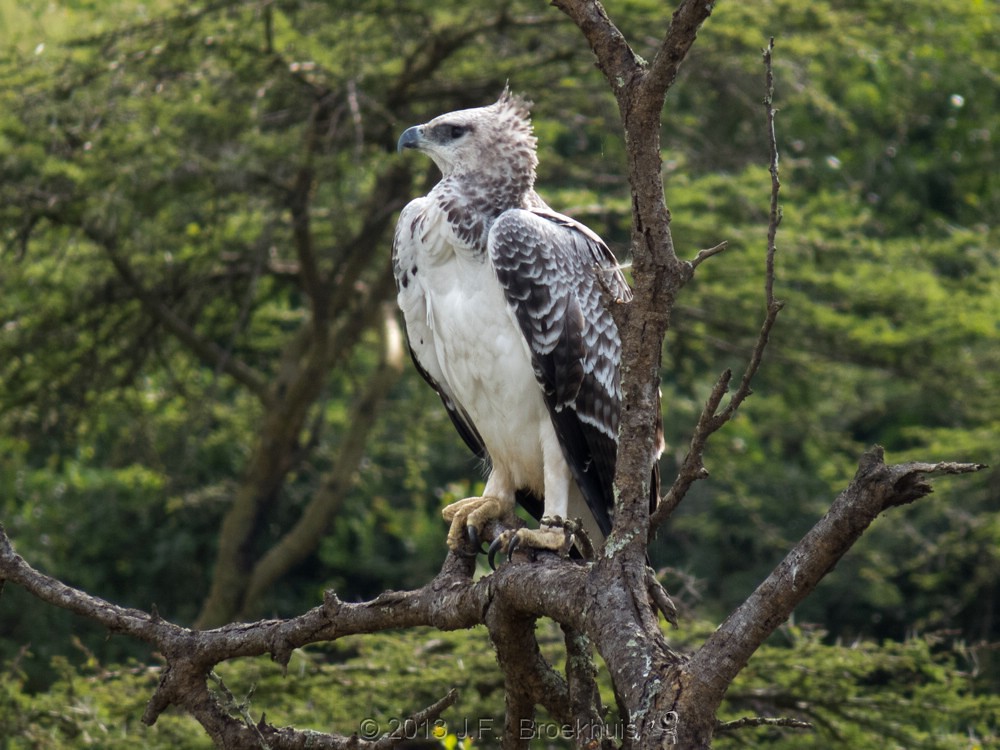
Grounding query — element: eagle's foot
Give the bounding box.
[487,516,589,569]
[442,495,516,553]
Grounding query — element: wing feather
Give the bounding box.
[488,208,630,536]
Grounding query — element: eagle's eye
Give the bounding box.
[449,124,469,140]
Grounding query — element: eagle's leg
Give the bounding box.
[441,495,517,552]
[487,516,591,568]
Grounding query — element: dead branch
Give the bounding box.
[0,525,661,748]
[716,715,812,732]
[650,38,784,534]
[681,447,986,716]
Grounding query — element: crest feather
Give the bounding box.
[494,86,533,122]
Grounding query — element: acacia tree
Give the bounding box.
[0,1,986,749]
[0,0,585,629]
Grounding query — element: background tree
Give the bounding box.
[1,0,997,747]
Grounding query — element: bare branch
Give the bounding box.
[716,715,813,733]
[650,41,786,533]
[687,240,729,272]
[372,689,460,750]
[641,0,717,110]
[682,447,986,712]
[209,671,271,748]
[763,38,782,309]
[549,0,642,93]
[712,39,785,423]
[649,369,730,534]
[1,516,692,748]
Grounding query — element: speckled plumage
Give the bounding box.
[393,91,634,542]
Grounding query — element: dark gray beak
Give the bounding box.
[397,126,423,153]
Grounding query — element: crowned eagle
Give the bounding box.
[393,91,658,561]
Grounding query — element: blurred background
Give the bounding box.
[0,0,997,746]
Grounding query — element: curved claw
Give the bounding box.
[506,532,521,562]
[466,525,481,552]
[487,536,505,570]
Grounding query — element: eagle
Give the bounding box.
[393,90,657,561]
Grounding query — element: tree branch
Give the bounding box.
[0,518,687,748]
[650,39,784,534]
[716,715,812,733]
[553,0,715,573]
[86,226,270,401]
[549,0,641,93]
[640,0,716,112]
[236,306,406,620]
[682,447,986,713]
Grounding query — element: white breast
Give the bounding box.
[432,252,551,491]
[396,198,550,495]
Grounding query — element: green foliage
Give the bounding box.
[0,0,997,744]
[2,624,995,749]
[716,624,999,749]
[0,627,511,749]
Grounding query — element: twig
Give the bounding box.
[716,715,812,732]
[649,369,730,535]
[687,240,729,273]
[372,689,460,750]
[763,37,781,309]
[649,39,785,534]
[713,37,784,424]
[210,672,270,749]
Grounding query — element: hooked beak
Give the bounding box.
[397,125,423,153]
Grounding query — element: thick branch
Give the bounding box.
[0,521,686,748]
[682,447,986,713]
[550,1,716,566]
[549,0,642,92]
[640,0,717,113]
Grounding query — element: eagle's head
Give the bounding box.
[398,89,538,194]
